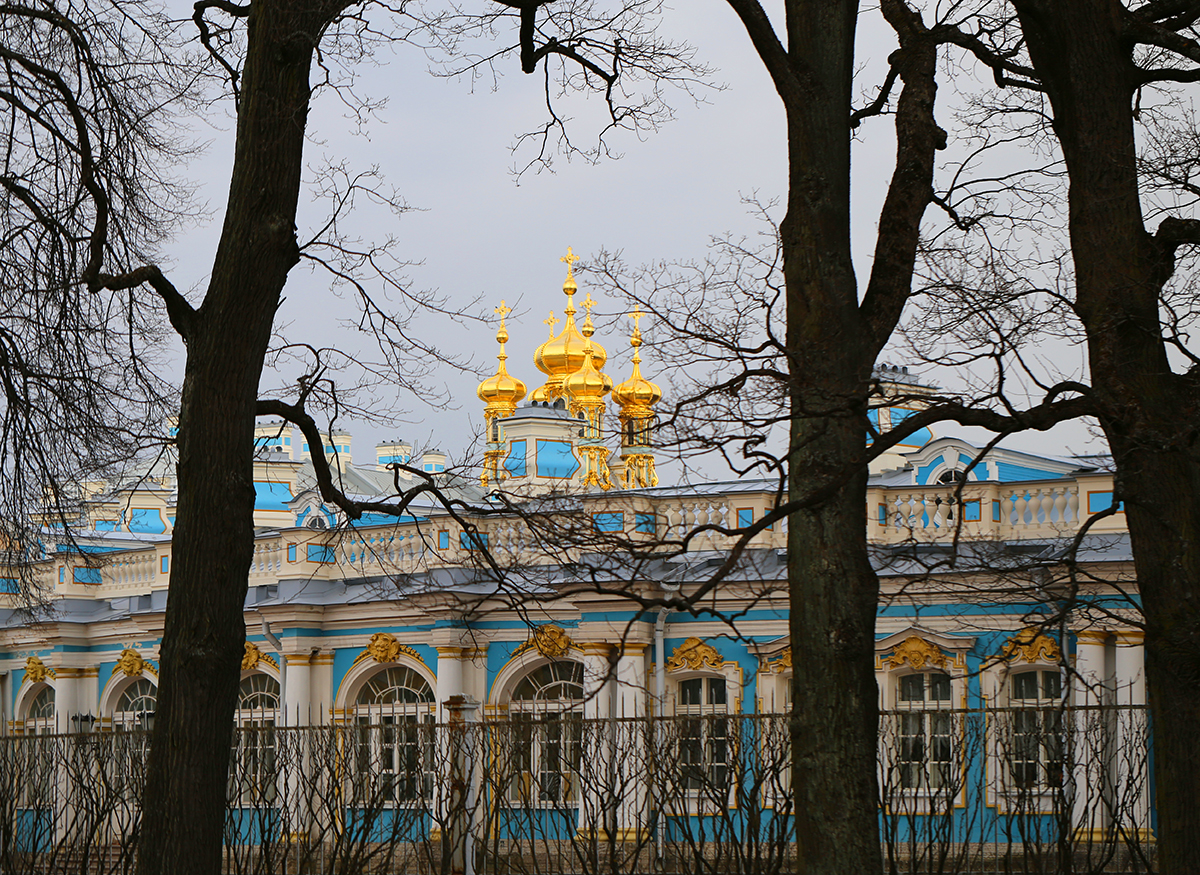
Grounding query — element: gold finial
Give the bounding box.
[543,310,559,339]
[580,292,597,337]
[494,300,512,323]
[560,247,579,277]
[628,306,648,350]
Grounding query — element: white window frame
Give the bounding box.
[505,660,584,806]
[351,665,436,806]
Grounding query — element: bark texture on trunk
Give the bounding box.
[1013,2,1200,870]
[136,3,339,872]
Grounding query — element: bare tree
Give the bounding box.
[0,1,190,593]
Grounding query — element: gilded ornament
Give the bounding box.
[882,636,949,671]
[666,638,725,672]
[117,648,148,677]
[1000,629,1062,664]
[240,641,278,671]
[356,632,421,666]
[532,624,573,659]
[24,655,52,683]
[762,647,792,673]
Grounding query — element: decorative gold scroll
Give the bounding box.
[882,636,949,671]
[666,638,725,672]
[24,655,54,683]
[1000,628,1062,664]
[117,649,152,677]
[761,647,792,674]
[242,641,279,671]
[352,632,422,667]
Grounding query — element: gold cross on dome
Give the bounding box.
[560,247,580,276]
[629,304,645,330]
[581,292,597,319]
[544,310,559,338]
[494,300,512,324]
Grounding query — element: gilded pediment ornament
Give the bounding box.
[666,638,725,672]
[24,655,54,683]
[882,636,949,671]
[512,624,575,660]
[242,641,279,671]
[1000,629,1062,664]
[354,632,422,666]
[762,647,792,674]
[117,648,152,678]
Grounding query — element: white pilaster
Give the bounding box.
[1113,630,1151,841]
[1072,630,1111,841]
[283,653,312,726]
[614,642,649,842]
[578,643,614,838]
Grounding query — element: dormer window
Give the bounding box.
[937,469,966,485]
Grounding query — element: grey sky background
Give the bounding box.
[158,3,1099,479]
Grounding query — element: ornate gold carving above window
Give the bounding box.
[117,649,156,678]
[881,636,950,671]
[760,647,792,674]
[24,655,54,684]
[352,632,423,667]
[514,624,575,660]
[666,637,725,672]
[1000,628,1062,664]
[241,641,279,672]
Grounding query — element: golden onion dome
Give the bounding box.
[564,342,611,402]
[611,307,662,411]
[477,301,527,407]
[533,250,608,385]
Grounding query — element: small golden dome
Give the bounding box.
[612,307,662,411]
[564,342,611,402]
[477,301,527,407]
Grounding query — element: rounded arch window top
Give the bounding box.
[116,678,157,714]
[239,673,281,710]
[356,665,433,707]
[27,685,54,720]
[511,660,584,703]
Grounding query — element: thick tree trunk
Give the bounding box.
[1013,3,1200,870]
[780,2,886,872]
[136,3,331,872]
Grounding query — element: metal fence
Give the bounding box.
[0,707,1155,874]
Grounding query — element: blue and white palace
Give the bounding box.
[0,250,1150,853]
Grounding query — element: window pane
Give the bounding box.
[1042,670,1061,700]
[928,673,951,702]
[680,678,703,706]
[1012,671,1039,700]
[707,678,727,706]
[899,674,925,703]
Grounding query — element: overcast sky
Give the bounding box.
[159,2,1099,479]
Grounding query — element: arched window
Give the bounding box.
[232,674,281,805]
[113,678,157,731]
[353,666,435,803]
[508,661,583,804]
[237,673,281,721]
[22,685,55,735]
